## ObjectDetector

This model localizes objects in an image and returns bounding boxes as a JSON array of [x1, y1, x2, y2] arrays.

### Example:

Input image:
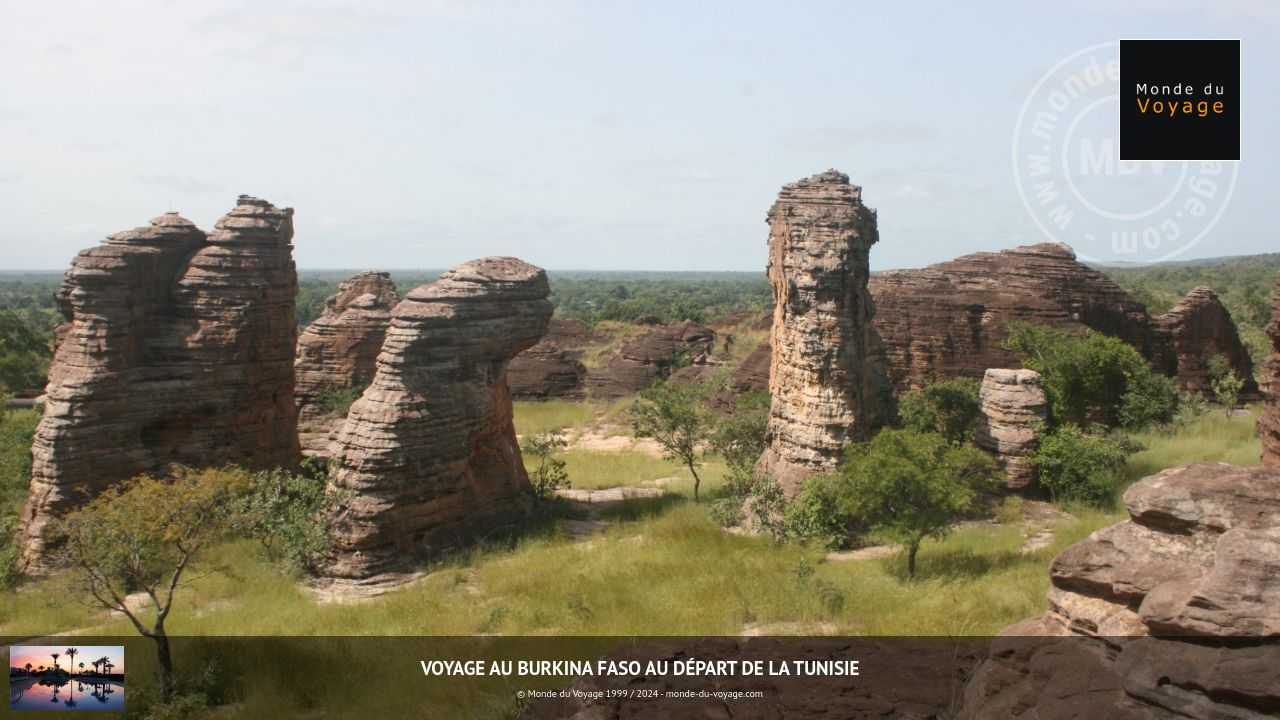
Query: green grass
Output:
[[512, 400, 600, 437], [1120, 405, 1262, 486]]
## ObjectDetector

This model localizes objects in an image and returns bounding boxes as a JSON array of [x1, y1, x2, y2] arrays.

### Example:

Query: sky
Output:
[[1, 1, 1275, 272], [10, 646, 125, 674]]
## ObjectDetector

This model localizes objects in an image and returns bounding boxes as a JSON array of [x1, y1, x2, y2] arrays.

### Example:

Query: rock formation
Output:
[[1259, 273, 1280, 467], [975, 369, 1047, 489], [733, 244, 1258, 400], [1151, 286, 1259, 400], [21, 196, 300, 570], [584, 320, 716, 400], [294, 271, 399, 454], [755, 170, 894, 494], [507, 319, 595, 400], [957, 461, 1280, 719], [320, 257, 552, 586]]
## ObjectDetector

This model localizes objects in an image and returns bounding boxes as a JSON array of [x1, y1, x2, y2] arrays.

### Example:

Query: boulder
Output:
[[956, 461, 1280, 720], [755, 170, 895, 494], [975, 368, 1047, 489], [318, 257, 552, 587], [507, 319, 596, 400], [20, 197, 299, 571], [294, 271, 399, 455], [583, 320, 716, 399], [1151, 286, 1259, 400]]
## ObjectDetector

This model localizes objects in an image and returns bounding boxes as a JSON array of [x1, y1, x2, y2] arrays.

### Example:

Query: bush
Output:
[[232, 459, 341, 573], [1004, 323, 1178, 429], [782, 473, 846, 546], [707, 498, 743, 528], [0, 513, 21, 589], [898, 377, 981, 445], [711, 389, 769, 497], [1032, 424, 1142, 507], [317, 386, 364, 417], [521, 431, 570, 499]]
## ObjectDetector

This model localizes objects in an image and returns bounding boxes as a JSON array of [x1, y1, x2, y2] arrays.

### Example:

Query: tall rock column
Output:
[[20, 196, 300, 571], [1259, 273, 1280, 467], [975, 369, 1047, 489], [755, 170, 894, 494], [320, 257, 553, 587], [294, 271, 399, 454]]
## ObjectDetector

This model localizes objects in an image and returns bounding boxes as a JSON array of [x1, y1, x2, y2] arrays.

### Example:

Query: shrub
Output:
[[232, 458, 342, 573], [707, 498, 743, 528], [1032, 424, 1141, 507], [317, 386, 364, 417], [1207, 354, 1244, 418], [711, 389, 769, 497], [782, 473, 846, 546], [0, 513, 21, 589], [631, 380, 714, 501], [836, 429, 997, 578], [898, 377, 982, 445], [520, 431, 570, 499]]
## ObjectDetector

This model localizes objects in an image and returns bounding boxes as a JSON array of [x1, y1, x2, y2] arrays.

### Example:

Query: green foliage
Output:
[[317, 386, 364, 418], [520, 431, 570, 499], [836, 429, 997, 578], [1004, 322, 1178, 429], [1206, 354, 1244, 417], [711, 389, 769, 497], [781, 473, 846, 547], [231, 459, 342, 573], [1033, 424, 1141, 507], [0, 406, 38, 511], [0, 513, 21, 589], [898, 377, 982, 445], [548, 273, 771, 325], [707, 498, 743, 528], [0, 310, 51, 393], [630, 380, 714, 501]]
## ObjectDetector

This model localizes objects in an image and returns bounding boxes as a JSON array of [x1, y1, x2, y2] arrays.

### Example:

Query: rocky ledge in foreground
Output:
[[20, 196, 300, 572], [957, 461, 1280, 720], [317, 257, 553, 588]]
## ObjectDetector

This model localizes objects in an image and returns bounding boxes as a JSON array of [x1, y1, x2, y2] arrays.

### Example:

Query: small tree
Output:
[[631, 380, 714, 501], [898, 377, 982, 445], [232, 458, 341, 573], [520, 431, 569, 499], [837, 429, 996, 578], [711, 389, 769, 496], [60, 466, 247, 702], [1033, 424, 1140, 507], [1207, 354, 1244, 418]]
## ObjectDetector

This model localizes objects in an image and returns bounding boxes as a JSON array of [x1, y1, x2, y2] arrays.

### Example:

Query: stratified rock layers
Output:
[[1260, 273, 1280, 467], [756, 171, 893, 494], [294, 271, 398, 454], [21, 197, 300, 569], [321, 257, 552, 584], [957, 461, 1280, 720], [1152, 286, 1259, 399], [975, 369, 1047, 489], [584, 320, 716, 400]]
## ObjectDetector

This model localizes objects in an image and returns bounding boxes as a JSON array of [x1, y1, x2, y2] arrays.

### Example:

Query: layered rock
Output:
[[507, 319, 595, 400], [294, 271, 399, 454], [1260, 273, 1280, 467], [957, 461, 1280, 719], [733, 245, 1258, 400], [21, 196, 300, 570], [584, 320, 716, 399], [975, 369, 1047, 489], [755, 170, 894, 494], [1151, 286, 1259, 400], [319, 257, 552, 586]]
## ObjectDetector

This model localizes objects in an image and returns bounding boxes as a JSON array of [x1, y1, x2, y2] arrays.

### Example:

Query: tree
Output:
[[65, 648, 77, 676], [59, 466, 248, 701], [231, 459, 341, 573], [630, 380, 714, 501], [79, 662, 85, 675], [51, 652, 59, 673], [1207, 354, 1244, 418], [0, 310, 51, 394], [24, 663, 31, 676], [520, 431, 569, 499], [836, 429, 997, 578], [711, 389, 769, 496], [1033, 424, 1140, 506], [898, 377, 982, 445]]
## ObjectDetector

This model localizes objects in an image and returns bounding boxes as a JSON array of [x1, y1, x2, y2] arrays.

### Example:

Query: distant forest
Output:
[[2, 254, 1278, 395]]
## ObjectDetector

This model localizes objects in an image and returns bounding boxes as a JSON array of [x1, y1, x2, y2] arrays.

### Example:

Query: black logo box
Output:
[[1120, 39, 1240, 161]]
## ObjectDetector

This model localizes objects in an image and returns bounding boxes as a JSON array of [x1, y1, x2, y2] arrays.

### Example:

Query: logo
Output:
[[1012, 41, 1238, 264]]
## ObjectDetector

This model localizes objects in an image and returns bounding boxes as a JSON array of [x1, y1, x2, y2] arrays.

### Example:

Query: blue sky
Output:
[[1, 1, 1275, 271]]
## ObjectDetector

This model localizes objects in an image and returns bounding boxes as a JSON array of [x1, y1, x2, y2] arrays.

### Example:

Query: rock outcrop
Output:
[[732, 245, 1258, 400], [507, 319, 595, 400], [294, 271, 399, 455], [1151, 286, 1259, 400], [975, 369, 1047, 489], [319, 257, 552, 586], [20, 197, 300, 570], [584, 320, 716, 399], [1259, 274, 1280, 467], [957, 461, 1280, 719], [755, 170, 894, 494]]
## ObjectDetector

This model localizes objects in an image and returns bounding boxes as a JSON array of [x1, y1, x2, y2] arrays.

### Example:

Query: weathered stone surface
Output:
[[294, 271, 398, 455], [1260, 273, 1280, 467], [957, 461, 1280, 720], [732, 245, 1259, 401], [20, 197, 299, 571], [755, 170, 894, 494], [1152, 286, 1259, 400], [975, 368, 1047, 489], [584, 320, 715, 399], [318, 257, 552, 586], [507, 320, 596, 400]]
